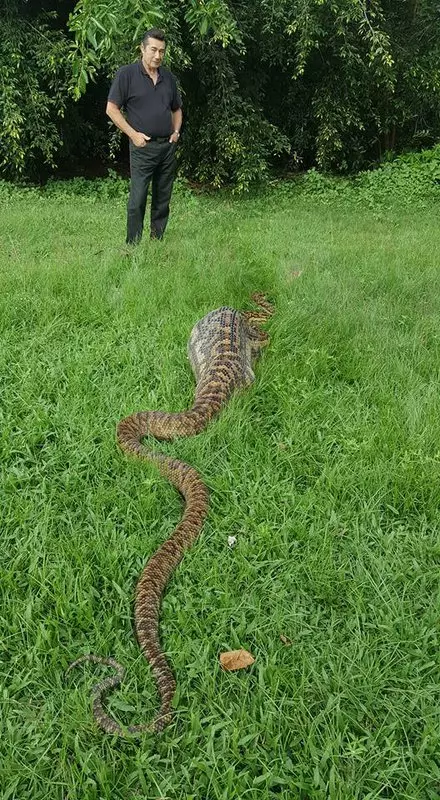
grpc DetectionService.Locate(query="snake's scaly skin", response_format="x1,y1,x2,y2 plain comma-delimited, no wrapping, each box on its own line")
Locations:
68,293,274,736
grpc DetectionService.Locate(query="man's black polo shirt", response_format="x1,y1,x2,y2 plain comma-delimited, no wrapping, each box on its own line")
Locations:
108,61,182,138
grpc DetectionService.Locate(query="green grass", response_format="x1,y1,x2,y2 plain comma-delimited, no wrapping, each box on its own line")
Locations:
1,178,440,800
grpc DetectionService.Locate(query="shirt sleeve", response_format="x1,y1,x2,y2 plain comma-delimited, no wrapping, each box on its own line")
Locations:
171,76,182,112
107,67,129,108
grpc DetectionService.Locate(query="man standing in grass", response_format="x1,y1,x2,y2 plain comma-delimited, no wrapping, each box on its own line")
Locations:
106,29,183,245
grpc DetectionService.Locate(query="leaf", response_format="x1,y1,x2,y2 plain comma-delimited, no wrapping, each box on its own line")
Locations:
86,29,97,49
90,17,107,33
253,774,270,786
219,649,255,671
280,634,292,646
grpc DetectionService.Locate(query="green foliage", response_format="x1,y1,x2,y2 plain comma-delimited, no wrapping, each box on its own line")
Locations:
3,143,439,210
66,0,440,184
354,146,440,207
67,0,259,187
292,144,440,208
67,0,242,99
248,0,440,171
182,47,290,191
0,4,71,179
67,0,170,99
1,0,440,185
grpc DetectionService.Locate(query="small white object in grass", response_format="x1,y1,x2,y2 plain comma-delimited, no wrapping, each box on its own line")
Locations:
227,535,237,548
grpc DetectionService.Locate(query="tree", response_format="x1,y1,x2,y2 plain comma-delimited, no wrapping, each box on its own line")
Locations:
0,1,72,179
67,0,440,181
2,0,440,184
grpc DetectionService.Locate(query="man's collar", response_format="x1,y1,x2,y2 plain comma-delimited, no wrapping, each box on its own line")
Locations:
139,60,163,82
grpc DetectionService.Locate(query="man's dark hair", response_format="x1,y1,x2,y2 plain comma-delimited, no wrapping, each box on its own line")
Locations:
142,29,166,46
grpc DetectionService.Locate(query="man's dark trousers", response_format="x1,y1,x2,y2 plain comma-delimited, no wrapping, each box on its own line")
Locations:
127,140,177,244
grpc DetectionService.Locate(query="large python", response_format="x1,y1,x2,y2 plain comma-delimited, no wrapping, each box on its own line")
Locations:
67,292,274,736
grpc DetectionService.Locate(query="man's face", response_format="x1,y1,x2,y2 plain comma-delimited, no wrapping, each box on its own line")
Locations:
141,38,166,70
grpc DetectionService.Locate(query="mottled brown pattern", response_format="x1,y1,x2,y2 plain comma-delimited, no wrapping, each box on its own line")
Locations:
67,292,274,737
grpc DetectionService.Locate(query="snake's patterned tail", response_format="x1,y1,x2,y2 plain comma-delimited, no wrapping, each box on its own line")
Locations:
68,426,209,736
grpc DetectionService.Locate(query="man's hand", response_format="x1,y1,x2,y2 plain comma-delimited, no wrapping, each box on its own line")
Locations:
169,131,180,144
131,131,151,147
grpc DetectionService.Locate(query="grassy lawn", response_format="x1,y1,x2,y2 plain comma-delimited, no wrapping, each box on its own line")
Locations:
1,177,440,799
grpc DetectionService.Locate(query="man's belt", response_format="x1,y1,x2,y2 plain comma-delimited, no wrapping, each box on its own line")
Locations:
148,135,170,143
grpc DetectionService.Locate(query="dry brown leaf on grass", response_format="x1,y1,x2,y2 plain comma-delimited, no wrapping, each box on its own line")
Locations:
280,634,292,646
219,649,255,671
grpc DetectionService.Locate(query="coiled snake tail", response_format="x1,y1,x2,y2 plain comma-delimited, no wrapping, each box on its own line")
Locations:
67,417,209,737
